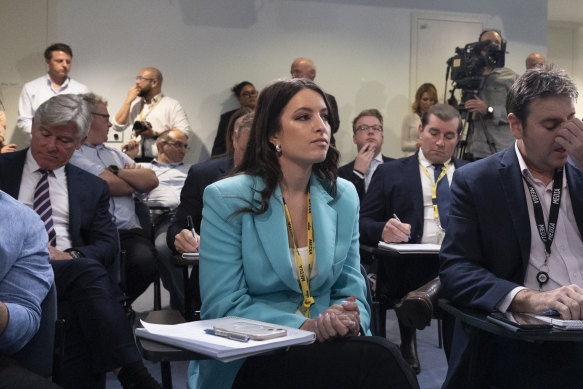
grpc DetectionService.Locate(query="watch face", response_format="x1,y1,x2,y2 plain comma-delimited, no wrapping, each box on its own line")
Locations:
488,106,494,113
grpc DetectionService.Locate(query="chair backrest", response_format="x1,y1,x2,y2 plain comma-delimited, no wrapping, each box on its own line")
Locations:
11,282,57,377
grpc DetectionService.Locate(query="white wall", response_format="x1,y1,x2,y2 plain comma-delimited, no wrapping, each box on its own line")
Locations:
0,0,547,164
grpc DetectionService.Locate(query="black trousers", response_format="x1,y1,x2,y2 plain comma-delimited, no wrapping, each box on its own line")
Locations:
119,228,157,301
52,258,141,389
232,336,420,389
0,357,60,389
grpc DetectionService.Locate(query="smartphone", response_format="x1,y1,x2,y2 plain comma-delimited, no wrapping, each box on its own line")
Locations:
487,311,553,331
213,321,287,340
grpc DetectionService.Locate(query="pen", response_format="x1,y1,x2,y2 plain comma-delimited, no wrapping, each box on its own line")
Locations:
186,215,199,244
204,328,250,343
392,213,411,240
543,309,559,316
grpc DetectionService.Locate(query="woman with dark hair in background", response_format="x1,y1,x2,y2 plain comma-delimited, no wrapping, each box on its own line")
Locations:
210,81,257,157
401,83,438,155
188,78,419,389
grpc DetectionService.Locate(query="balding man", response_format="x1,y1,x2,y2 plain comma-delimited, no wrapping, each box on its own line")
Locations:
113,67,191,162
525,52,546,70
290,58,340,142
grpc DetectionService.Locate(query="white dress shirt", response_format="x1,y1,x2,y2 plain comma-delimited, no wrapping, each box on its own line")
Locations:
17,74,89,140
18,149,73,250
137,160,190,209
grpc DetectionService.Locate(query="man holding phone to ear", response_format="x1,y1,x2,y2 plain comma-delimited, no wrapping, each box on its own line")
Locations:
338,109,392,201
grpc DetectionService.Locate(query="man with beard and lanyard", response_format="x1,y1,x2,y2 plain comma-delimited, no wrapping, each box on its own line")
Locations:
440,65,583,388
113,67,191,162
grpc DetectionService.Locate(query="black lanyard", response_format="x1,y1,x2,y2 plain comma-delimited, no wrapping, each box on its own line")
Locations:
522,167,563,289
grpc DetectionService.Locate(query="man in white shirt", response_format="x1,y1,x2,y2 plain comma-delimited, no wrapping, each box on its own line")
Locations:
113,67,191,162
440,65,583,388
17,43,89,141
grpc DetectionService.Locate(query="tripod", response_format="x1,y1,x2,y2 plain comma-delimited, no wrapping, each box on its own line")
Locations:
453,90,497,161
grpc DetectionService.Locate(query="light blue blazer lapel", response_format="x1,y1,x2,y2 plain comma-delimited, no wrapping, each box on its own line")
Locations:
308,174,336,291
253,183,299,292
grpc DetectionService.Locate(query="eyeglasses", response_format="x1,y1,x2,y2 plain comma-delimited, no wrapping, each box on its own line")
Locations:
91,112,110,120
164,141,188,150
356,125,383,133
136,76,154,82
240,90,258,98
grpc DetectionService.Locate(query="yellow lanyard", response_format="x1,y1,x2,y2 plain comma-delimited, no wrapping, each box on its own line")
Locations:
419,158,450,221
283,192,315,318
139,95,164,122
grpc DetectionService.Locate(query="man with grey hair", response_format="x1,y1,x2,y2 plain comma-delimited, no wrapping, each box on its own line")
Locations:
0,94,160,389
290,57,340,142
71,93,159,302
440,65,583,387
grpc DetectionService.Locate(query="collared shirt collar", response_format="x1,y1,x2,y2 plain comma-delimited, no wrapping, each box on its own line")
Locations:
514,141,567,188
143,92,164,105
372,152,383,164
44,73,71,91
151,159,183,168
418,149,452,168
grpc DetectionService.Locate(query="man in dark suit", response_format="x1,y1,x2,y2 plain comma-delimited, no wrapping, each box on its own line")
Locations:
440,65,583,388
167,111,253,311
360,104,467,373
338,108,392,201
0,94,159,389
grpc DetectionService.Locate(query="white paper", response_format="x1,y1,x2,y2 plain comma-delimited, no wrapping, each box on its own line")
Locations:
377,242,441,254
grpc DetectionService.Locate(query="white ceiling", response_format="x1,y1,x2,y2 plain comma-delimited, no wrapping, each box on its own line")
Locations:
548,0,583,25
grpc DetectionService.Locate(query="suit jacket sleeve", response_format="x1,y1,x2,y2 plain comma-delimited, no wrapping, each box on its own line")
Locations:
338,162,364,201
359,164,391,245
439,166,522,311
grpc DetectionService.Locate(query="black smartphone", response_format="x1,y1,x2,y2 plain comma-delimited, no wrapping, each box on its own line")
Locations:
487,311,553,332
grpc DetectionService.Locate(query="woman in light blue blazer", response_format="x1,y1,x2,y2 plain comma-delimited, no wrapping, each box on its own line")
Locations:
188,79,419,389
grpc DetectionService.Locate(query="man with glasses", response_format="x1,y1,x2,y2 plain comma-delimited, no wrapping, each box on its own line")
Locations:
338,109,391,201
71,93,160,302
360,104,467,374
137,129,191,313
17,43,89,141
113,67,191,162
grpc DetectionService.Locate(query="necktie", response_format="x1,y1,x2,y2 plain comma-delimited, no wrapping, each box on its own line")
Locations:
433,164,451,229
34,169,56,247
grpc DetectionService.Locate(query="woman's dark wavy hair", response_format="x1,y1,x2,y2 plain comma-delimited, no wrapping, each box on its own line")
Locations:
232,78,340,215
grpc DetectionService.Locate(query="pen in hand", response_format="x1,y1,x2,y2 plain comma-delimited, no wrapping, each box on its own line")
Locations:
392,213,412,240
186,215,199,244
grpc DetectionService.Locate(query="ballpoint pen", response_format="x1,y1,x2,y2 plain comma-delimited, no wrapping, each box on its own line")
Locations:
392,213,412,240
186,215,199,244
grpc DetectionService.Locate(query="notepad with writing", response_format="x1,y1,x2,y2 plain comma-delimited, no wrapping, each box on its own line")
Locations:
135,316,316,362
377,242,441,254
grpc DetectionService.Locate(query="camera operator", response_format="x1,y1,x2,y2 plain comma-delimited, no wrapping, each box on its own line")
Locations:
113,67,191,162
464,30,518,160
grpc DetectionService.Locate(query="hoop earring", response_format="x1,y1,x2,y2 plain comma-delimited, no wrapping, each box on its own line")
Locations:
275,144,281,153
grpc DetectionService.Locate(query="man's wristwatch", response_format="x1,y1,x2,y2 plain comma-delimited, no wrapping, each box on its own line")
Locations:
65,249,83,259
487,106,494,116
107,165,119,176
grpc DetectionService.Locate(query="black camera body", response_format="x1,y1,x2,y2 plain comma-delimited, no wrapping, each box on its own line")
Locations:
447,40,506,104
132,120,151,135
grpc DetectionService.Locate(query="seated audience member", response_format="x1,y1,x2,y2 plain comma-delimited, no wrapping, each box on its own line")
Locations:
0,190,58,388
0,108,17,153
525,52,546,70
211,81,257,157
0,94,160,389
188,78,419,389
360,104,467,373
114,67,191,162
290,57,340,144
137,128,191,312
440,66,583,388
17,43,89,141
70,93,159,302
401,83,438,155
168,111,254,312
211,106,253,160
338,108,392,201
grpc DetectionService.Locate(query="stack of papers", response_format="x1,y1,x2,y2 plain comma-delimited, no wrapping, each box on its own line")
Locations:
378,242,441,254
525,314,583,330
136,316,316,362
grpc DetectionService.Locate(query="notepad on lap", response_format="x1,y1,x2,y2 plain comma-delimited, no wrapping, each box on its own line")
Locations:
377,242,441,254
525,313,583,330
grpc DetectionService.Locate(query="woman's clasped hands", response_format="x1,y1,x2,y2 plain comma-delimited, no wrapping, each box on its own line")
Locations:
301,295,361,342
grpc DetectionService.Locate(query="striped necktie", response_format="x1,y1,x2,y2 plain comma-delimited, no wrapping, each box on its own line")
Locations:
34,169,56,247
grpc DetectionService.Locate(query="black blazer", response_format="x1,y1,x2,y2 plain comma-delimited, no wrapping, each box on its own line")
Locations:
0,149,118,266
167,155,234,252
338,155,392,201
